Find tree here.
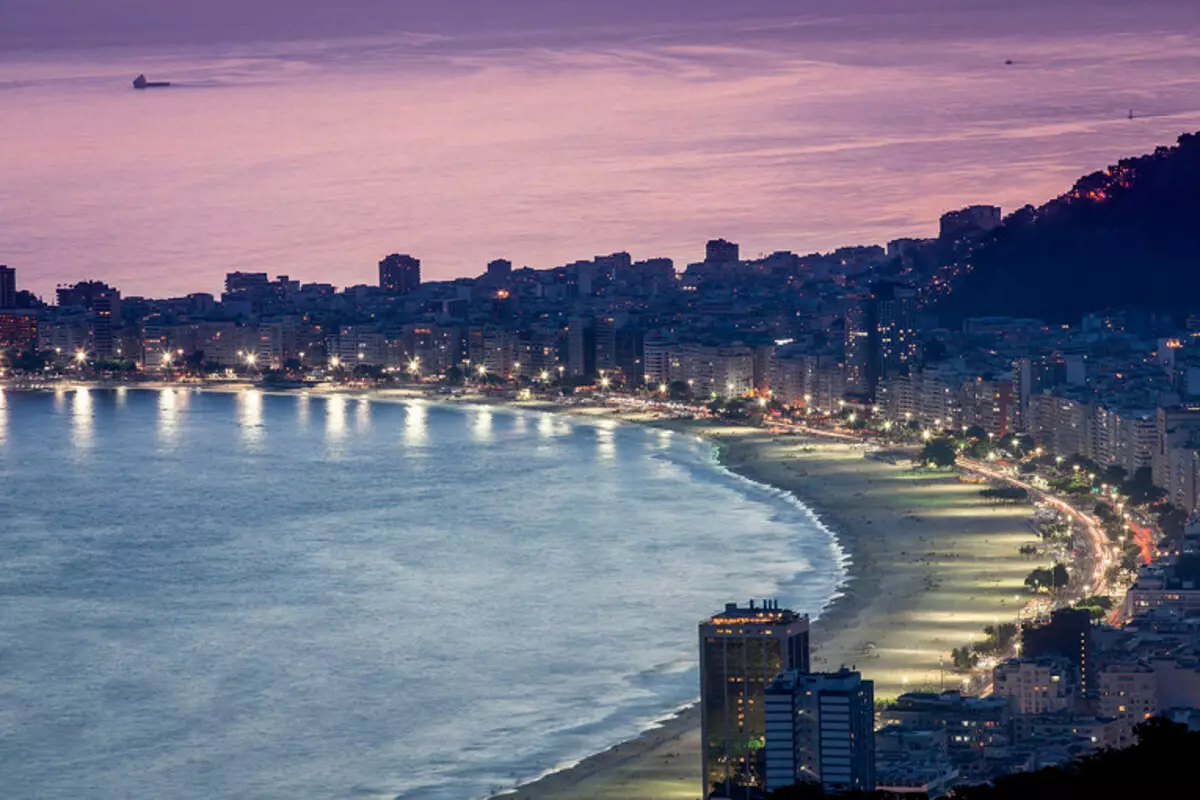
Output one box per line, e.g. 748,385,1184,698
918,436,958,469
1052,563,1070,589
951,645,979,671
1025,568,1054,592
965,425,987,441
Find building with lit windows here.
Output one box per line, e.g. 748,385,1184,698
378,253,421,295
993,657,1076,715
700,600,810,799
764,668,875,794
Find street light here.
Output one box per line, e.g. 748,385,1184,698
330,356,342,369
539,370,550,382
74,350,87,365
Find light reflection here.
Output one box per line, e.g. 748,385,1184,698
237,390,264,448
54,385,67,412
71,387,93,453
325,395,348,453
296,393,310,429
403,401,429,446
511,413,528,436
471,407,494,442
596,425,616,461
0,389,7,445
115,386,127,406
355,397,372,432
157,387,187,446
537,413,555,439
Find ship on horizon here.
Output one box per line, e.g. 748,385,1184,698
133,74,170,90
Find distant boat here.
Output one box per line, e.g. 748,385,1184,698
133,74,170,90
1129,109,1135,120
1005,59,1014,65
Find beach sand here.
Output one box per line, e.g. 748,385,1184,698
497,411,1044,800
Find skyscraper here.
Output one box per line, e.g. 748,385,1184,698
0,265,15,309
700,600,810,799
379,253,422,295
764,668,875,795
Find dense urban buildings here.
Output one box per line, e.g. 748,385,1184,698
699,600,810,798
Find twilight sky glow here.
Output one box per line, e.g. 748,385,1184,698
2,1,1199,297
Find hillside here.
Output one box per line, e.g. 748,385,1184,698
936,132,1200,324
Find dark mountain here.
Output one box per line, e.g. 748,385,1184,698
935,132,1200,325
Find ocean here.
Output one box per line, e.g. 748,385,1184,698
2,1,1200,297
0,388,845,799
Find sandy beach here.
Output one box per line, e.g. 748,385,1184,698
496,408,1044,800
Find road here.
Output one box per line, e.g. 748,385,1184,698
959,457,1115,598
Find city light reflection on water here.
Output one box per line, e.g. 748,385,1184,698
70,387,92,455
354,397,371,433
324,395,347,457
0,389,6,445
470,407,493,442
595,424,616,461
157,387,186,448
296,393,310,429
403,401,428,447
237,390,264,449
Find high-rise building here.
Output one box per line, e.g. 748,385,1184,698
91,289,122,360
764,668,875,795
0,265,15,309
567,315,595,379
843,296,873,397
700,600,810,799
1021,608,1094,699
875,284,919,378
379,254,422,295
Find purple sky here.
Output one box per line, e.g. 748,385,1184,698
2,1,1199,296
4,0,1189,50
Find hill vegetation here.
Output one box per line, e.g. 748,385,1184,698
937,132,1200,324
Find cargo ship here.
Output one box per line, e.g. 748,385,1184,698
133,74,170,89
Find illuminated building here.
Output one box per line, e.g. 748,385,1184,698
378,253,421,295
0,310,38,352
699,599,810,799
764,668,875,794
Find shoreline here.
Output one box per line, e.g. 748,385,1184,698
4,384,1043,800
490,408,1045,800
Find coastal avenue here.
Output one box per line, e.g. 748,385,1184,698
959,457,1115,599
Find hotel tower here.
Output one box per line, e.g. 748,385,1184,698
699,599,810,798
